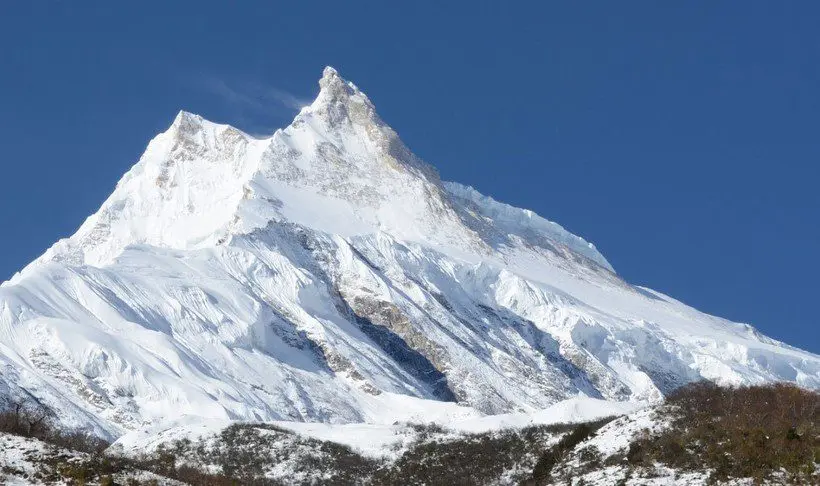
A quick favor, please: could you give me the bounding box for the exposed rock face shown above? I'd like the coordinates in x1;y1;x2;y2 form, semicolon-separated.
1;67;818;438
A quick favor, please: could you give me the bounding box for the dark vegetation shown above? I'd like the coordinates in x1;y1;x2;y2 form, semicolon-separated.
188;423;379;484
144;421;591;485
525;418;612;485
372;421;585;485
0;399;108;454
642;382;817;483
1;382;818;485
0;399;236;485
0;402;589;485
609;382;820;485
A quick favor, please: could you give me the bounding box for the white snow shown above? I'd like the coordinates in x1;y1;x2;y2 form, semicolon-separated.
450;397;643;434
581;407;666;458
0;434;53;483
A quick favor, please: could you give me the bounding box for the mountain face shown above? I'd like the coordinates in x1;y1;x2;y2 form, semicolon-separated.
1;67;818;439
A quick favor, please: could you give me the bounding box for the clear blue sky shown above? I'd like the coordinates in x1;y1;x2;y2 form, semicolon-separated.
1;2;818;353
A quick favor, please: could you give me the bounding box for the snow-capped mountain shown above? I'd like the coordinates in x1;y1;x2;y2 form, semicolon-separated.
1;67;818;439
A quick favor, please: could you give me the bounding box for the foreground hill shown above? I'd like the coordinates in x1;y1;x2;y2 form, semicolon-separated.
1;383;816;485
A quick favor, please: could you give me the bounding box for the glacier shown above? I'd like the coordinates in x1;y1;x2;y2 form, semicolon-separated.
1;66;818;439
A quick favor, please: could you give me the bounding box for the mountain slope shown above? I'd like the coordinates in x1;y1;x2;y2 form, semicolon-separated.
1;67;818;438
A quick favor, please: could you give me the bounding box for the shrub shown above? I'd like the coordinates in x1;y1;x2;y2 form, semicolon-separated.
527;418;613;484
627;382;820;483
0;399;108;453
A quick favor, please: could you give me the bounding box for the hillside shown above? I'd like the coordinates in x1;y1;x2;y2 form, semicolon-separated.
1;383;816;485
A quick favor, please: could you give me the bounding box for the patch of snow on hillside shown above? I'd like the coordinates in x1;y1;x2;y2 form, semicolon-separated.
451;397;642;433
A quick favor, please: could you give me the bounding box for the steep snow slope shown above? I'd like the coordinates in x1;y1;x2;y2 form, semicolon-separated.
1;67;819;438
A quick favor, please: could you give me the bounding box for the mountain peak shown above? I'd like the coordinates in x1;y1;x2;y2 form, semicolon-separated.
318;65;355;94
312;66;373;121
4;66;819;442
320;65;340;84
169;110;212;139
172;109;199;124
13;66;617;279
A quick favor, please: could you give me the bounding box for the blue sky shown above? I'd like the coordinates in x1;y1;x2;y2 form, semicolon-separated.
1;2;818;352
